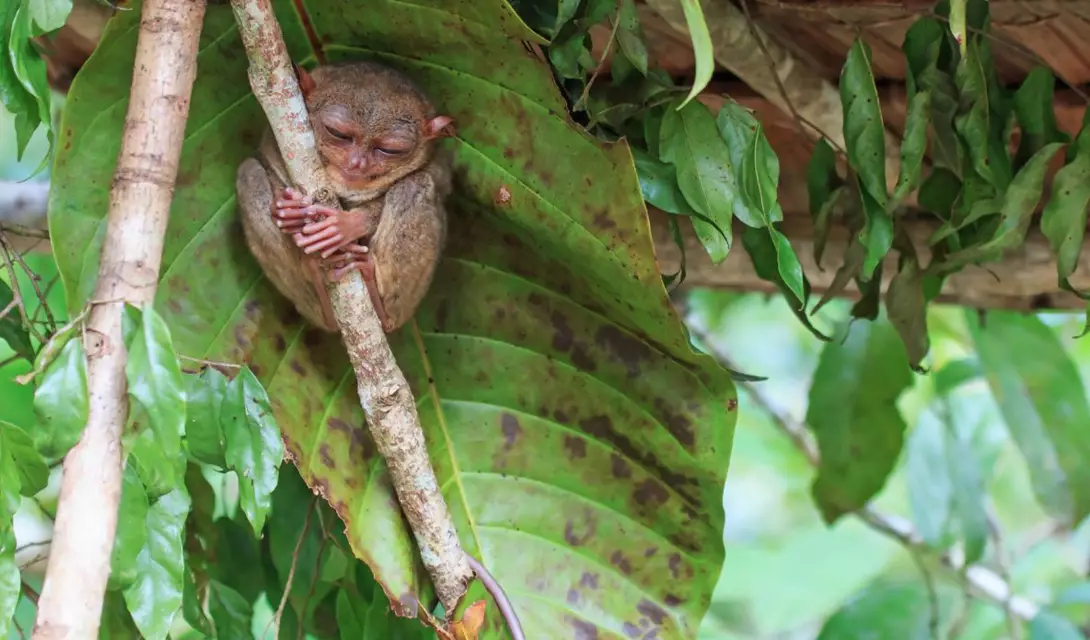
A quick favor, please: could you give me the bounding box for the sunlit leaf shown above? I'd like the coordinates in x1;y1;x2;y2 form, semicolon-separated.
123;487;191;640
32;334;88;459
223;367;282;536
808;317;912;523
183;367;229;468
125;304;186;468
27;0;73;33
0;2;48;161
969;311;1090;523
677;0;713;106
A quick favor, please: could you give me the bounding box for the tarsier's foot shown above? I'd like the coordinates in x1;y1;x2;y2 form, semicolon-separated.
324;244;394;332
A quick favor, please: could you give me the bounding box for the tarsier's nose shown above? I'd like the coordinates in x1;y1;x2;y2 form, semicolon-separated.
347;152;368;171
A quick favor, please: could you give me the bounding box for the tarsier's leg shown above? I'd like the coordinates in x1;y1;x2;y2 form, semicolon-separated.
325;244;393;333
273;187;338;329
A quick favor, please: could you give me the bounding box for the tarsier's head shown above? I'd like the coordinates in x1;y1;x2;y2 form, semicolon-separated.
296;61;455;193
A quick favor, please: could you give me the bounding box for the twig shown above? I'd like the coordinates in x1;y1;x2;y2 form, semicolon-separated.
684;310;1042;622
297;530;327;640
1;298;16;322
0;236;45;345
575;2;622;111
21;582;39;606
267;500;315;639
30;1;206;637
0;224;49;240
0;230;57;333
227;0;476;619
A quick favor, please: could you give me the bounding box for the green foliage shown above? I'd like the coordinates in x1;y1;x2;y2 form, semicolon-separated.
31;333;87;459
123;487;191;640
0;283;33;364
676;0;713;106
816;581;937;639
807;317;912;523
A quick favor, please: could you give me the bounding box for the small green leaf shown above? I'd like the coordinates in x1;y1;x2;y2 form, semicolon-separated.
677;0;713;106
946;420;988;564
208;580;252;638
739;122;783;227
934;142;1063;274
917;168;962;220
661;100;736;261
807;318;912;523
969;311;1090;523
807;138;841;218
858;186;894;279
109;464;149;590
631;148;692;216
886;253;929;371
893;89;931;203
223;367;283;536
27;0;73;33
814;239;866;315
125;304;186;466
905;413;953;547
742;227;831;342
954;40;1004;189
336;589;366;640
0;2;42;161
0;282;34;363
614;0;647;75
127;418;181;499
1013;67;1069;169
717;101;769;229
123;487;191;640
1041;152;1090;290
32;334;88;458
554;0;582;32
817;581;933;639
209;517;265;604
182;567;214;637
0;420;47;497
840;39;888;210
8;4;52;173
183;368;229;468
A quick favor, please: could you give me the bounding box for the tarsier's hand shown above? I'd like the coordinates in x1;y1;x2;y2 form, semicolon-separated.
323;243;370;282
273;187;316;234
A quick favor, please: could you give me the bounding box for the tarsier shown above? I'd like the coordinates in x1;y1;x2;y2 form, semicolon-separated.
236;61;525;639
236;60;454;334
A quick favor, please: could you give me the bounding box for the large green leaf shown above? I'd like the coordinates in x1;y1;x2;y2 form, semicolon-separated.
807;318;912;523
969;311;1090;523
51;1;736;635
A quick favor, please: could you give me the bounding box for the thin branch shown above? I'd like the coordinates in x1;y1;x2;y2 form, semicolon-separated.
0;236;45;345
684;312;1042;622
576;2;622;111
30;1;206;637
0;224;49;240
267;500;315;639
227;0;475;619
1;230;57;333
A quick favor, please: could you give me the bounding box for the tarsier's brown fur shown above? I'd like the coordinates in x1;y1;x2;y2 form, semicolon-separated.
236;61;453;334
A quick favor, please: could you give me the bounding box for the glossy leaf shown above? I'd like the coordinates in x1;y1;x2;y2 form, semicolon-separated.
50;3;737;635
892;90;930;203
742;227;830;342
817;581;933;639
807;318;912;523
1041;152;1090;290
858;186;893;279
123;487;191;640
933;142;1062;274
0;420;47;498
32;334;88;459
1013;67;1069;168
840;39;888;210
717;101;768;229
886;253;929;371
0;282;33;363
554;0;582;32
632;148;692;216
125;304;186;467
677;0;713;106
109;464;150;590
614;0;647;75
223;367;282;536
0;1;46;160
183;367;228;468
208;580;252;638
969;311;1090;523
661;100;735;261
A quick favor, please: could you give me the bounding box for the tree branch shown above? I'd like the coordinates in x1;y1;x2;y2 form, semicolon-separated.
31;1;206;638
227;0;474;617
683;313;1042;623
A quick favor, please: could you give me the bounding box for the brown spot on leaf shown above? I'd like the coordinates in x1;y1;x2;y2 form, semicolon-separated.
637;600;668;625
571;619;599;640
592;208;617;231
564;514;596;546
622;622;641;638
644;547;658;557
611;454;632;479
664;594;684;606
579;572;599;589
595;325;651;378
393;592;419;618
727;398;738;411
494;185;512;205
668;553;681;579
289;360;306;376
554;408;570;424
634;479;669;508
319;444;334;468
564;435;586;460
500;412;522;451
610;551;632;575
570;343;596;372
551;311;573;352
567;589;580;605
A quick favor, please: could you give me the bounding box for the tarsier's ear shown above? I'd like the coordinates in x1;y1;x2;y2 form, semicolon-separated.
294;62;317;96
424;115;456;140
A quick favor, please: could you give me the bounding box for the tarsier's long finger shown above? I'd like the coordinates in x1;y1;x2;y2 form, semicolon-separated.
273;206;314;219
301;234;346;255
275;219;307;233
300;218;336;234
295;226;340;246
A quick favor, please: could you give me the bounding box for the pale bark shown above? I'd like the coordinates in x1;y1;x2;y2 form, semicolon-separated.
30;1;206;638
227;0;473;614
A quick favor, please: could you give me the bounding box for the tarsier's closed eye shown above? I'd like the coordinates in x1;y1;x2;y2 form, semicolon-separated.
325;124;352;141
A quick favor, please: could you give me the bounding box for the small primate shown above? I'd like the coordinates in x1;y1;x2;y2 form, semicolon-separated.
236;60;454;334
